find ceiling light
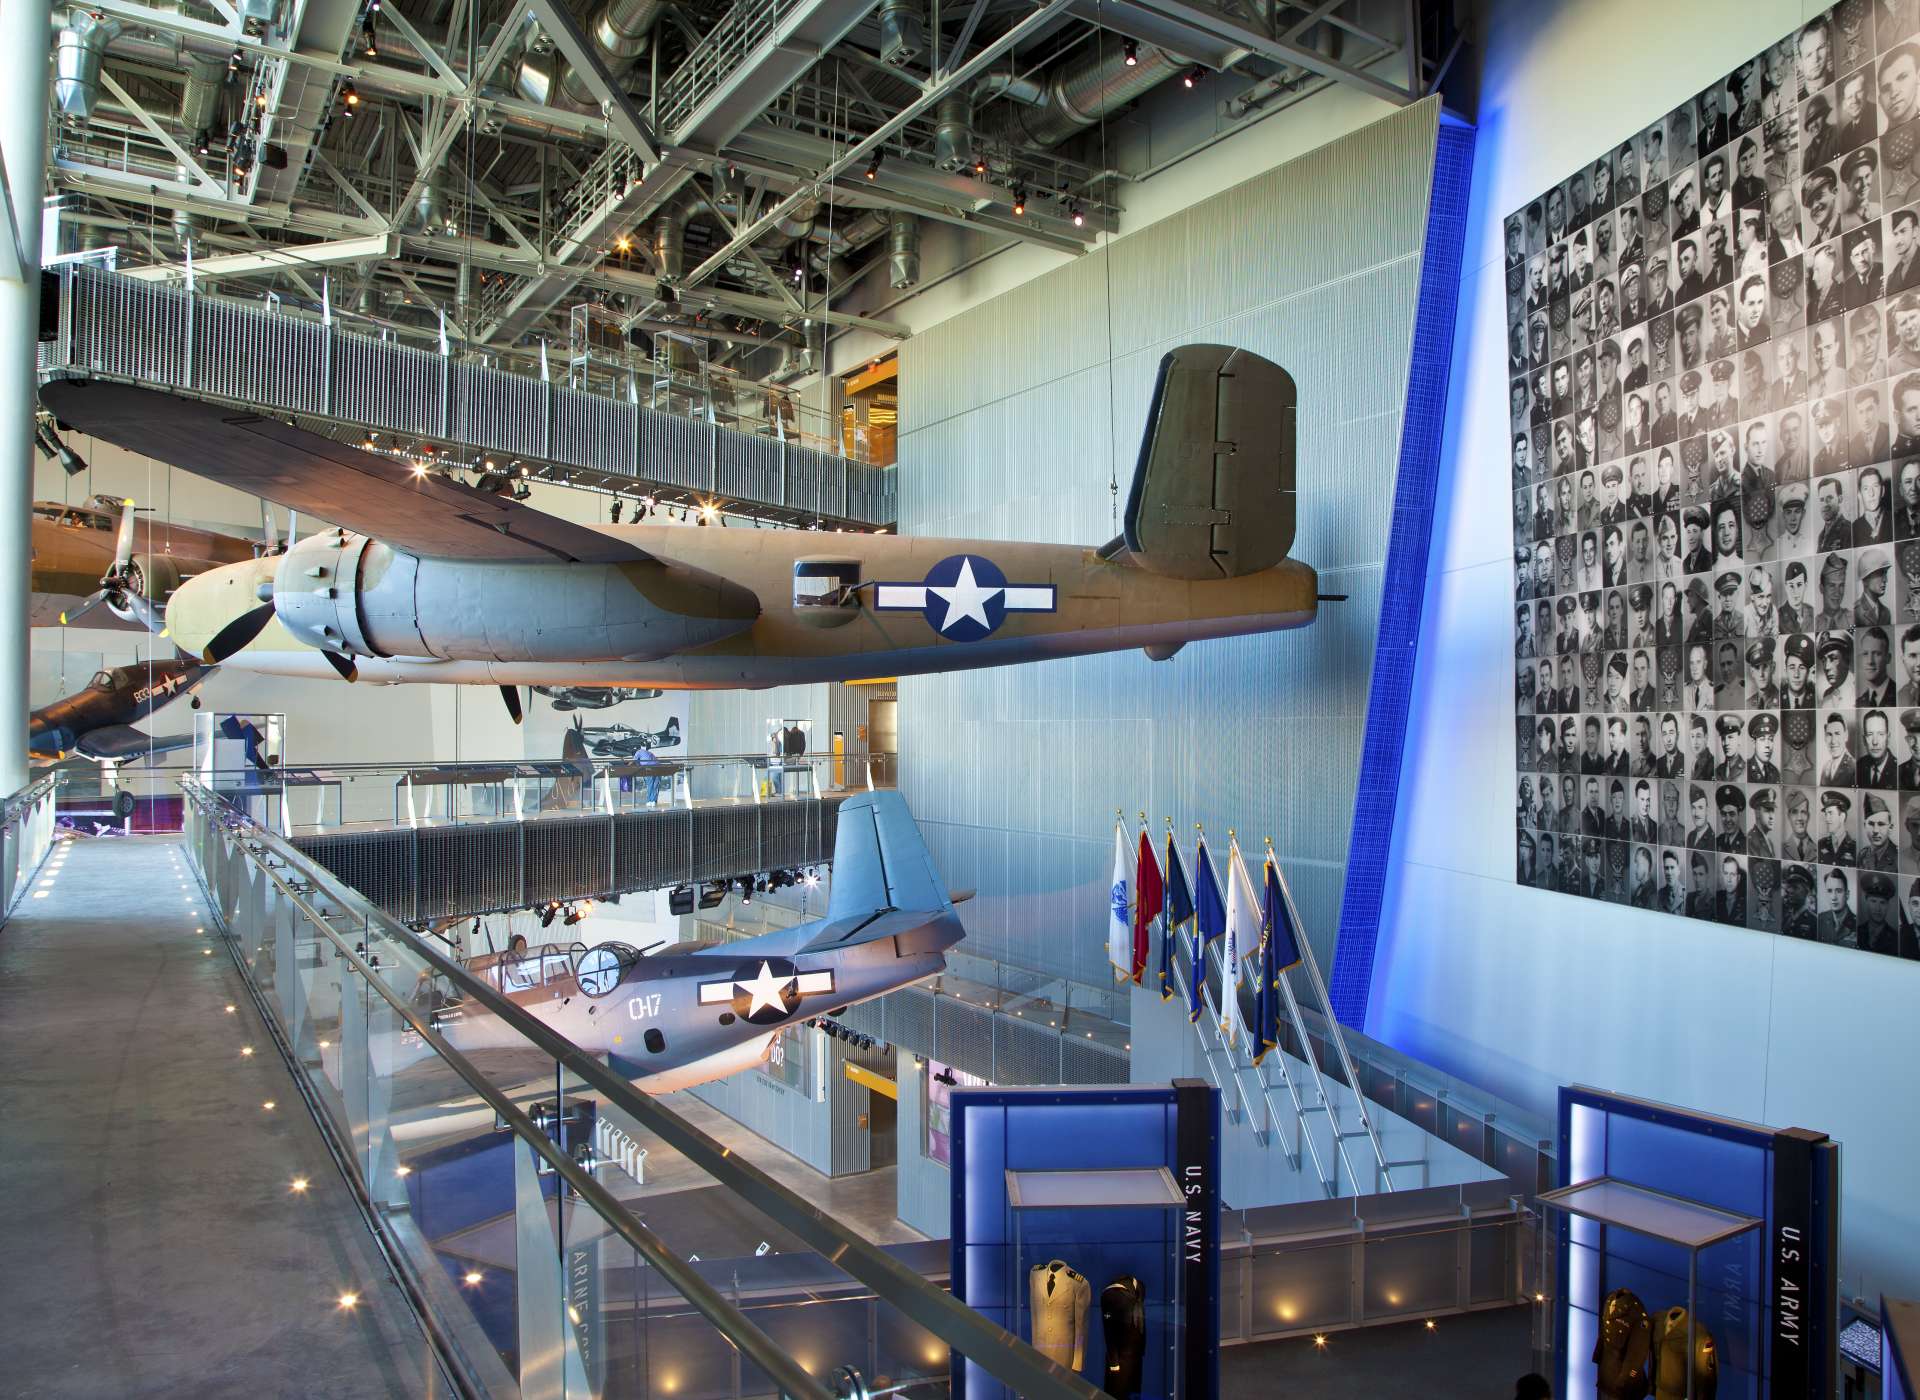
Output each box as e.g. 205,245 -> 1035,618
972,156 -> 987,176
1070,203 -> 1084,227
1184,65 -> 1205,88
1012,188 -> 1027,216
865,152 -> 881,181
1123,38 -> 1138,66
337,1291 -> 359,1310
291,1177 -> 310,1193
463,1271 -> 483,1286
340,83 -> 359,113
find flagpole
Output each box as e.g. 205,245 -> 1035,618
1271,862 -> 1394,1194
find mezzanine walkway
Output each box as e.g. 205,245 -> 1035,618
0,835 -> 434,1398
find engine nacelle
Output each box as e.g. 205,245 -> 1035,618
272,530 -> 427,659
116,553 -> 184,620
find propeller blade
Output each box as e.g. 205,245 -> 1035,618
59,590 -> 110,627
321,649 -> 359,683
121,592 -> 167,638
202,601 -> 275,663
112,498 -> 138,572
501,685 -> 523,725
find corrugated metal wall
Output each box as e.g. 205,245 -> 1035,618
895,101 -> 1444,1031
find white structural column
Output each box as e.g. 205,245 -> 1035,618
0,10 -> 50,796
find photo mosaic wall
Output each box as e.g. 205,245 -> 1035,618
1507,1 -> 1920,958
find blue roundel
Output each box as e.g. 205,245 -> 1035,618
921,553 -> 1010,642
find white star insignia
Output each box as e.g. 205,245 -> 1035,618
927,557 -> 1002,634
737,960 -> 794,1018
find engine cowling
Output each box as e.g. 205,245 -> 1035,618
271,530 -> 427,660
115,553 -> 184,620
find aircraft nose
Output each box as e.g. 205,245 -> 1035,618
166,559 -> 270,659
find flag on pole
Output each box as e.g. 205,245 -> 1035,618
1108,819 -> 1131,978
1188,834 -> 1226,1023
1132,820 -> 1162,985
1252,852 -> 1303,1064
1221,838 -> 1260,1045
1159,828 -> 1195,1001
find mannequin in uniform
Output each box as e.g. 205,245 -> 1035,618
1030,1261 -> 1091,1371
1652,1307 -> 1718,1400
1594,1287 -> 1654,1400
1099,1276 -> 1146,1398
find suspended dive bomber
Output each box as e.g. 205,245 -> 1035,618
40,345 -> 1314,701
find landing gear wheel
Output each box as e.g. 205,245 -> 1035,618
113,790 -> 135,819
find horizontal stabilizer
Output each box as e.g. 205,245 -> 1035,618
1122,344 -> 1296,579
827,791 -> 951,923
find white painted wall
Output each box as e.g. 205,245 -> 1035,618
1370,0 -> 1920,1300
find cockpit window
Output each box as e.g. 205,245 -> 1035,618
90,671 -> 115,690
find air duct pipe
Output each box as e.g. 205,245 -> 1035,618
978,38 -> 1182,149
179,52 -> 225,133
652,200 -> 690,281
517,0 -> 668,115
886,213 -> 920,289
877,0 -> 924,68
933,92 -> 973,169
54,10 -> 123,120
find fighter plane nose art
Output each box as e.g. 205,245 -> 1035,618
873,554 -> 1058,641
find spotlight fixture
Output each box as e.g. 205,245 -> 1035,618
609,499 -> 623,523
973,156 -> 987,176
1070,203 -> 1084,227
539,903 -> 558,929
340,83 -> 360,113
1122,38 -> 1138,66
1184,65 -> 1205,88
865,152 -> 881,181
1012,187 -> 1027,216
194,127 -> 212,157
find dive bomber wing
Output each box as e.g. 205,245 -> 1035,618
40,380 -> 646,565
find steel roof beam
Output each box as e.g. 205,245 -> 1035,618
518,0 -> 661,163
1105,0 -> 1417,105
121,232 -> 402,282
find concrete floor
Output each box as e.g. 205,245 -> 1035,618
1222,1305 -> 1536,1400
0,835 -> 436,1399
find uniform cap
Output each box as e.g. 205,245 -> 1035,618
1748,711 -> 1778,737
1785,633 -> 1816,665
1716,571 -> 1743,595
1904,708 -> 1920,734
1716,713 -> 1743,736
1783,862 -> 1813,888
1865,793 -> 1893,820
1681,367 -> 1704,393
1711,358 -> 1735,380
1781,483 -> 1809,510
1843,147 -> 1878,181
1609,653 -> 1629,677
1751,787 -> 1777,810
1822,551 -> 1851,579
1819,630 -> 1853,659
1678,307 -> 1703,332
1717,783 -> 1745,809
1862,870 -> 1895,899
1603,463 -> 1624,485
1787,789 -> 1811,814
1823,789 -> 1853,813
1746,641 -> 1774,668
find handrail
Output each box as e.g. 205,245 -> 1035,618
2,773 -> 59,825
186,778 -> 1105,1400
184,782 -> 832,1400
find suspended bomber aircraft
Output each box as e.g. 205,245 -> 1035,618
412,790 -> 961,1094
39,344 -> 1314,710
28,656 -> 211,765
29,495 -> 257,633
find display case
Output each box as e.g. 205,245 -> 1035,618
949,1082 -> 1219,1400
1549,1086 -> 1839,1400
1005,1167 -> 1186,1399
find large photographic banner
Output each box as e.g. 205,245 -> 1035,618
1507,2 -> 1920,959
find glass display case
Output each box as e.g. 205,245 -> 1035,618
1005,1167 -> 1186,1399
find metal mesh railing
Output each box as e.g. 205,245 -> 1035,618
39,264 -> 894,526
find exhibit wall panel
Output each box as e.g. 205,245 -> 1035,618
896,98 -> 1446,1002
1371,0 -> 1920,1299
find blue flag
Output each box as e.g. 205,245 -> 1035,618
1188,837 -> 1226,1023
1252,857 -> 1303,1065
1159,830 -> 1195,1001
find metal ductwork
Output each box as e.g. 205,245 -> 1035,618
933,92 -> 973,170
979,38 -> 1182,149
415,187 -> 449,235
54,10 -> 123,120
877,0 -> 924,68
179,52 -> 225,133
518,0 -> 668,115
652,199 -> 690,281
886,213 -> 920,290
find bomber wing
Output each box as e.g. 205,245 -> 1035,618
40,380 -> 646,565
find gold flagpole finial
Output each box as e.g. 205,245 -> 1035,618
1138,810 -> 1146,825
1265,836 -> 1275,850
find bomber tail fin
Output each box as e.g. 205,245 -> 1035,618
1114,344 -> 1297,580
826,791 -> 950,922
